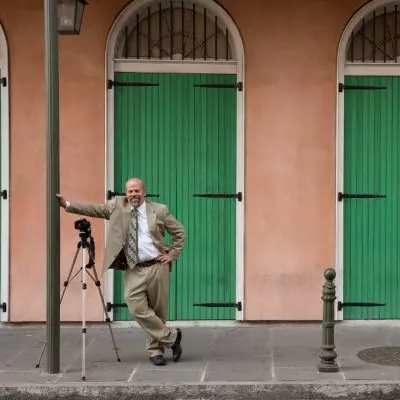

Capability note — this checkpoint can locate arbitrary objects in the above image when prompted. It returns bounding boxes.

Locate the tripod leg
[81,246,87,381]
[36,245,81,368]
[61,245,81,303]
[35,340,47,368]
[90,266,122,362]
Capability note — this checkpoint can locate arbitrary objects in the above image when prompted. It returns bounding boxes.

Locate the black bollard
[318,268,340,373]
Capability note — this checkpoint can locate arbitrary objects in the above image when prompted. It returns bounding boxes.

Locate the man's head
[125,178,146,207]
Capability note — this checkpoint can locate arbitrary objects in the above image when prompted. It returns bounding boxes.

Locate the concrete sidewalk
[1,322,400,399]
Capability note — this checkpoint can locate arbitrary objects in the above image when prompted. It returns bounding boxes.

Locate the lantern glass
[58,0,87,35]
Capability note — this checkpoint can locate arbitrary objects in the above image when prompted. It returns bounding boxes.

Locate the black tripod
[36,221,121,380]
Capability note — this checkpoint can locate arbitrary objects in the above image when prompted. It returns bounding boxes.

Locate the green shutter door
[113,72,237,320]
[343,75,400,319]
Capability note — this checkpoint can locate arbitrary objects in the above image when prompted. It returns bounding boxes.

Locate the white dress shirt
[134,202,159,262]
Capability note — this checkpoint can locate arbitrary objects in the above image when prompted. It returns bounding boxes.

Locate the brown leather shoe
[171,328,182,362]
[149,355,166,366]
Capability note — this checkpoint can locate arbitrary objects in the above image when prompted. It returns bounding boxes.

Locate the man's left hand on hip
[157,254,173,264]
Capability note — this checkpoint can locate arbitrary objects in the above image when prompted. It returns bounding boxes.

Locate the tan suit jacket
[67,196,185,275]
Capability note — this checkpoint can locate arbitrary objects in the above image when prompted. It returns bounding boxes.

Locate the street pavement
[1,322,400,399]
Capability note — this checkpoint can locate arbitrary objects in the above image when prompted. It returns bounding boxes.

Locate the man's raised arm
[56,194,117,220]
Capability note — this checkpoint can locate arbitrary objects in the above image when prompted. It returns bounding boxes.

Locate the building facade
[0,0,396,323]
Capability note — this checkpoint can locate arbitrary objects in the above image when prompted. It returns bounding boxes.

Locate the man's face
[126,180,146,207]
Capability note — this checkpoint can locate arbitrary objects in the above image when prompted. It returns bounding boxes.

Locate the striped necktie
[125,207,138,269]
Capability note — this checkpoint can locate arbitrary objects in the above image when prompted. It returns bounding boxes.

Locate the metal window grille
[347,3,400,63]
[114,0,234,61]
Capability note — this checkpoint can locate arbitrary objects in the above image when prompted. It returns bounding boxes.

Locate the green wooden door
[113,72,237,320]
[343,75,400,319]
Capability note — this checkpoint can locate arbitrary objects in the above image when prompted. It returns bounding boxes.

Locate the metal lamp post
[45,0,87,375]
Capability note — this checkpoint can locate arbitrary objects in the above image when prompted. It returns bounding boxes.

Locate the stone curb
[2,382,400,400]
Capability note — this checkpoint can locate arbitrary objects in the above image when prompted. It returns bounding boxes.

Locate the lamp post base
[318,363,340,373]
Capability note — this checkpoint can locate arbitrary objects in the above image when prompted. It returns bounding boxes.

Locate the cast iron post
[45,0,60,374]
[318,268,340,373]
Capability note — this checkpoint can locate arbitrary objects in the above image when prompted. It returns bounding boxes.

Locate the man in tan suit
[57,178,185,366]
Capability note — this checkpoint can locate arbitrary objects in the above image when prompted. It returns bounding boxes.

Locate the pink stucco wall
[227,0,367,320]
[0,0,369,321]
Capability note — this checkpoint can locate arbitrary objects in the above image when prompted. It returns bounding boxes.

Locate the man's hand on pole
[56,194,67,208]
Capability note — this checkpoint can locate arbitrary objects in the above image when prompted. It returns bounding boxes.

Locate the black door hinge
[106,302,127,312]
[107,300,242,312]
[1,302,6,312]
[193,192,243,201]
[338,192,386,201]
[338,82,386,92]
[0,190,7,199]
[337,301,385,311]
[107,79,159,89]
[0,77,7,87]
[193,302,242,311]
[107,190,122,200]
[107,190,160,200]
[194,82,243,91]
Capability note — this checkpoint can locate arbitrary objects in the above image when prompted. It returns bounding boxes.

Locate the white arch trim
[336,0,397,320]
[0,23,9,323]
[105,0,246,321]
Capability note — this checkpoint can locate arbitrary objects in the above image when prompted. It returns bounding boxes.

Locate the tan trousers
[124,262,177,357]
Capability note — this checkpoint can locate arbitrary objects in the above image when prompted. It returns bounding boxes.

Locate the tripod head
[74,219,95,268]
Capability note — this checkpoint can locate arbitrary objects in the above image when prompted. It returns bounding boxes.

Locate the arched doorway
[105,0,245,321]
[337,0,400,320]
[0,23,9,323]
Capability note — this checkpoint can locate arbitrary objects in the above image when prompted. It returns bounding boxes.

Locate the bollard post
[318,268,340,373]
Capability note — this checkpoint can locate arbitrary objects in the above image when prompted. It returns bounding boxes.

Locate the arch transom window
[114,0,234,61]
[346,3,400,63]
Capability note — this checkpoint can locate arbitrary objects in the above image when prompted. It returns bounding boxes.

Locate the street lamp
[45,0,87,375]
[58,0,87,34]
